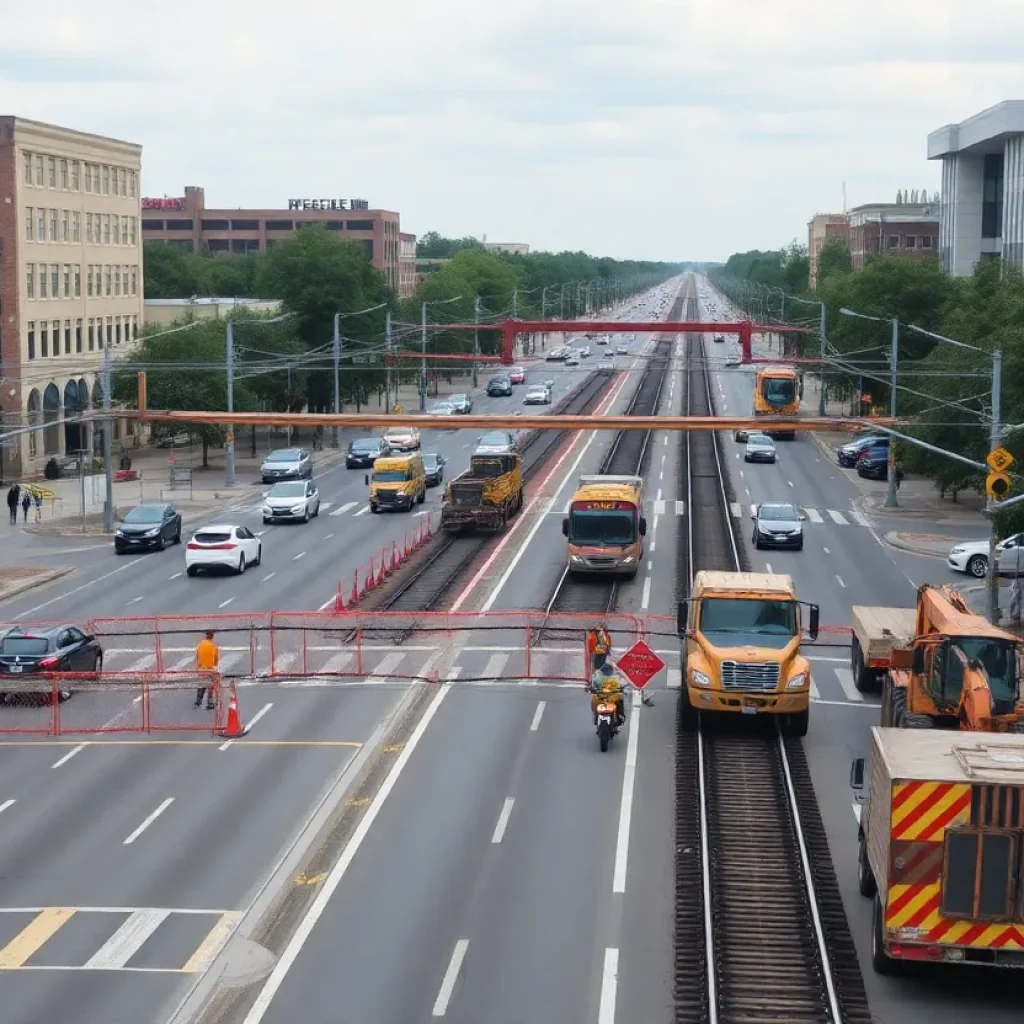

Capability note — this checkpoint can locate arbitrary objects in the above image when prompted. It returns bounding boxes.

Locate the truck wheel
[785,709,809,737]
[871,896,897,975]
[858,831,877,898]
[887,684,908,727]
[517,489,524,511]
[852,638,872,693]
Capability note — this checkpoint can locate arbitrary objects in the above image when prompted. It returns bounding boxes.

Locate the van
[367,454,426,513]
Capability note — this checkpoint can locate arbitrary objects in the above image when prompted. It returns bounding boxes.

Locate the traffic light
[986,471,1012,500]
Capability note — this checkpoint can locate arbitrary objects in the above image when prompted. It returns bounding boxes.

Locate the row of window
[25,208,138,247]
[23,151,137,199]
[26,316,138,361]
[26,263,139,300]
[141,218,378,232]
[885,234,936,251]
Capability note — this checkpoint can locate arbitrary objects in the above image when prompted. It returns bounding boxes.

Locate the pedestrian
[6,484,19,525]
[194,630,220,710]
[32,491,42,522]
[895,467,904,491]
[20,490,30,523]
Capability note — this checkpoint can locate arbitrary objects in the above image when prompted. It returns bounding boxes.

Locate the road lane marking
[765,563,773,574]
[529,701,546,731]
[123,798,174,845]
[641,577,651,610]
[835,575,846,588]
[127,596,143,605]
[612,690,641,894]
[331,501,358,516]
[850,509,870,527]
[262,573,276,582]
[241,684,452,1024]
[324,533,334,540]
[12,558,144,619]
[365,652,405,684]
[293,552,306,561]
[220,702,273,750]
[598,948,619,1024]
[218,598,235,609]
[482,653,509,682]
[168,573,182,580]
[834,667,864,703]
[182,912,245,973]
[491,798,515,844]
[84,909,170,969]
[52,745,85,768]
[354,506,370,517]
[0,908,76,967]
[0,799,15,815]
[432,938,470,1016]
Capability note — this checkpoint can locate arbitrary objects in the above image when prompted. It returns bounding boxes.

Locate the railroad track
[532,297,681,643]
[673,281,871,1024]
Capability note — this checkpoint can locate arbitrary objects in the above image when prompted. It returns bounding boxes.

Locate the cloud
[2,0,1024,260]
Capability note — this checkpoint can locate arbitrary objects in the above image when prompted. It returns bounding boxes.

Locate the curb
[882,531,953,559]
[0,565,75,602]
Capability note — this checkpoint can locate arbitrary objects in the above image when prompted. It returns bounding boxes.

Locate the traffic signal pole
[987,349,1003,625]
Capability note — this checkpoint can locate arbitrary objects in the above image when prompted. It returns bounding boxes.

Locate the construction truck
[677,570,819,736]
[861,584,1024,732]
[850,605,916,694]
[440,452,523,533]
[852,727,1024,973]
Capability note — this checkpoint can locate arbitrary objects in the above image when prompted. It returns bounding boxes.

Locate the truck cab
[678,570,819,736]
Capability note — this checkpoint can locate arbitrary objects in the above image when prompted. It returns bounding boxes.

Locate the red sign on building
[142,197,186,211]
[615,640,666,690]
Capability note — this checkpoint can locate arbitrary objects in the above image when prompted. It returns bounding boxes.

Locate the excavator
[879,583,1024,732]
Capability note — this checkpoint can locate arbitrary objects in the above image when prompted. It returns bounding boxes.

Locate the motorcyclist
[589,661,628,726]
[587,625,613,676]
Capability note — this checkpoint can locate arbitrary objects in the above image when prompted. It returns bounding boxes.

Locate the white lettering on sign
[287,199,371,211]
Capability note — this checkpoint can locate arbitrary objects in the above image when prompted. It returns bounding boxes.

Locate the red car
[508,366,526,385]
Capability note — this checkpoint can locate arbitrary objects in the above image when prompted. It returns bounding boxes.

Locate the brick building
[142,187,405,294]
[0,116,143,479]
[807,214,850,288]
[846,202,940,268]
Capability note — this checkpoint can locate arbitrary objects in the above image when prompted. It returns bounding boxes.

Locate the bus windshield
[373,470,407,483]
[762,377,796,406]
[700,598,797,637]
[946,638,1018,709]
[569,509,636,546]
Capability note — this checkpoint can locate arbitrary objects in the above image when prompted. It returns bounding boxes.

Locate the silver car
[449,394,472,414]
[751,502,805,551]
[261,448,312,483]
[524,386,552,405]
[262,480,321,524]
[476,430,517,454]
[744,433,777,464]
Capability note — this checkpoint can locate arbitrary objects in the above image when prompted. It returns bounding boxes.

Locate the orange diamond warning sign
[987,447,1014,473]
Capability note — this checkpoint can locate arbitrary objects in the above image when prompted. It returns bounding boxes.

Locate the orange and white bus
[561,475,646,577]
[753,365,800,439]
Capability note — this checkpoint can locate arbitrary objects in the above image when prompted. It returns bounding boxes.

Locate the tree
[416,232,483,259]
[896,189,903,204]
[815,237,852,286]
[782,240,810,294]
[143,243,202,299]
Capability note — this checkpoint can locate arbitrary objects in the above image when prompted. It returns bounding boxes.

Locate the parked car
[725,355,741,367]
[713,335,725,344]
[948,533,1024,578]
[616,345,629,355]
[262,480,321,524]
[565,354,580,367]
[429,402,457,419]
[598,359,615,371]
[423,453,446,486]
[487,375,513,396]
[476,430,517,454]
[856,446,890,480]
[0,625,103,703]
[508,366,526,384]
[744,433,777,464]
[545,348,567,362]
[734,428,752,442]
[382,426,421,451]
[751,502,805,551]
[837,434,889,468]
[346,437,392,469]
[524,385,552,405]
[260,448,312,483]
[114,503,182,553]
[186,525,262,576]
[449,394,473,414]
[577,346,591,358]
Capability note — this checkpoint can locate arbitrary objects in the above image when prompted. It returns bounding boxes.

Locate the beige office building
[0,116,143,478]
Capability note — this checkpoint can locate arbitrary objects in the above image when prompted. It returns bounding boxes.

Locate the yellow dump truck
[852,727,1024,973]
[441,452,523,532]
[677,570,819,736]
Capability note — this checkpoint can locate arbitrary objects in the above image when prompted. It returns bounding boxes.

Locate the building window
[47,157,56,188]
[25,207,33,241]
[52,321,60,356]
[74,265,81,298]
[886,235,900,250]
[129,170,136,198]
[232,239,260,254]
[62,210,70,242]
[103,215,111,245]
[922,235,934,250]
[83,163,91,192]
[983,153,1004,239]
[72,211,81,243]
[71,161,80,191]
[131,314,138,341]
[346,220,374,230]
[34,154,43,185]
[23,151,32,184]
[130,217,137,244]
[86,213,94,244]
[75,319,82,353]
[231,219,259,230]
[51,264,59,298]
[115,319,122,345]
[359,239,374,261]
[142,219,164,230]
[206,239,230,252]
[38,263,47,299]
[201,219,230,231]
[91,164,100,193]
[266,220,293,230]
[40,322,48,358]
[27,322,35,361]
[121,216,129,245]
[37,208,45,240]
[130,265,137,295]
[904,235,916,249]
[26,265,34,299]
[114,266,121,296]
[63,264,71,298]
[64,320,72,355]
[163,219,191,231]
[104,266,112,296]
[102,165,110,195]
[60,159,68,189]
[106,317,113,347]
[325,221,344,231]
[86,265,93,297]
[48,209,58,242]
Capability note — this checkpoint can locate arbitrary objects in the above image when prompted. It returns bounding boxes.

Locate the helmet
[599,663,615,676]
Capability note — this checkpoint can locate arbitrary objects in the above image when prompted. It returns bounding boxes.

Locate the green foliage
[416,232,483,259]
[816,237,852,285]
[143,243,260,300]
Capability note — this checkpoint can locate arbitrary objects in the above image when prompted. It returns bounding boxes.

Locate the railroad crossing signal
[987,447,1014,473]
[986,472,1012,500]
[615,640,666,690]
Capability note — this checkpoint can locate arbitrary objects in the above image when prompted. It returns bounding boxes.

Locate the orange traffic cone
[350,569,360,604]
[390,540,400,571]
[334,584,346,612]
[375,555,385,587]
[219,683,248,738]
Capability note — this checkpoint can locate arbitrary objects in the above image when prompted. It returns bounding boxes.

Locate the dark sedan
[115,503,182,553]
[423,453,446,486]
[857,448,890,480]
[347,437,392,469]
[487,376,513,397]
[751,502,805,551]
[0,625,103,703]
[837,434,888,467]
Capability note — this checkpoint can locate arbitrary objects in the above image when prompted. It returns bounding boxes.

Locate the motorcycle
[594,700,620,752]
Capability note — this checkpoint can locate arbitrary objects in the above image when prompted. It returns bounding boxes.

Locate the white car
[383,426,420,451]
[598,359,615,371]
[524,385,552,405]
[616,345,629,355]
[948,533,1024,579]
[565,354,580,367]
[262,480,320,524]
[185,525,262,576]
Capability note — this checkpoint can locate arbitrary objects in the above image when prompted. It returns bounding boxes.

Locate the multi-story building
[807,213,850,288]
[142,187,403,293]
[398,232,418,298]
[0,116,142,478]
[846,202,940,269]
[482,241,529,255]
[928,101,1024,275]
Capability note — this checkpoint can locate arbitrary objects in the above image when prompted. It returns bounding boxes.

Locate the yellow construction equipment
[441,452,523,532]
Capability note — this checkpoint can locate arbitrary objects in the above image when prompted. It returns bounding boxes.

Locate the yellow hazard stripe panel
[886,883,941,930]
[887,885,1024,948]
[891,781,971,841]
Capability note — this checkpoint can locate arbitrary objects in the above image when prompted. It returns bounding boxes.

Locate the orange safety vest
[594,630,610,655]
[196,638,219,672]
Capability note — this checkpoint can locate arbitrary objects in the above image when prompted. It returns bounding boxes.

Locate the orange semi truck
[561,475,646,577]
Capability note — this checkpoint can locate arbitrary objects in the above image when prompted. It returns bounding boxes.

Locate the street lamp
[420,296,463,411]
[784,293,828,414]
[839,308,900,509]
[332,302,388,449]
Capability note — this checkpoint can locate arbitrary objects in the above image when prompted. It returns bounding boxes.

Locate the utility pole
[473,296,480,389]
[225,319,236,488]
[331,312,341,448]
[385,309,392,411]
[560,283,566,319]
[987,349,1004,624]
[102,343,113,532]
[818,302,827,417]
[884,318,899,508]
[420,301,428,412]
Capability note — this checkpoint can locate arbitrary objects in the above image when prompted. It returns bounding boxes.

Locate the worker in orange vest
[586,625,612,678]
[195,630,220,710]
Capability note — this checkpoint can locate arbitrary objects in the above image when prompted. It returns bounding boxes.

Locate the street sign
[986,471,1012,500]
[615,640,666,690]
[987,447,1014,472]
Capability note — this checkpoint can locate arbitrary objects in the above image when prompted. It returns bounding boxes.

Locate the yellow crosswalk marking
[181,912,243,973]
[0,908,76,968]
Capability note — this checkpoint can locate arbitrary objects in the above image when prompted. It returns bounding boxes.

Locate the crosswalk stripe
[749,503,757,517]
[482,653,509,681]
[365,652,405,684]
[653,499,665,514]
[810,676,820,701]
[320,651,354,675]
[667,668,682,689]
[805,508,823,523]
[849,509,870,527]
[331,501,358,517]
[834,667,864,703]
[85,909,171,969]
[0,908,76,968]
[319,501,333,511]
[354,506,370,517]
[675,500,685,516]
[181,912,244,974]
[730,502,742,518]
[828,510,849,525]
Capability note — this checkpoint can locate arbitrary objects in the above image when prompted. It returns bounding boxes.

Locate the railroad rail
[673,286,871,1024]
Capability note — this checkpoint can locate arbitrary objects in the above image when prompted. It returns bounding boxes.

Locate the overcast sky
[4,0,1024,263]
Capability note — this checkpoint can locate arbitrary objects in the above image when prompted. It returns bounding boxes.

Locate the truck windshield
[700,598,797,637]
[373,471,407,483]
[947,638,1018,708]
[569,510,636,546]
[762,378,796,407]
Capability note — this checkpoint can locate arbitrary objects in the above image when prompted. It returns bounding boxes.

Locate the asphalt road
[698,277,1022,1024]
[0,285,681,1024]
